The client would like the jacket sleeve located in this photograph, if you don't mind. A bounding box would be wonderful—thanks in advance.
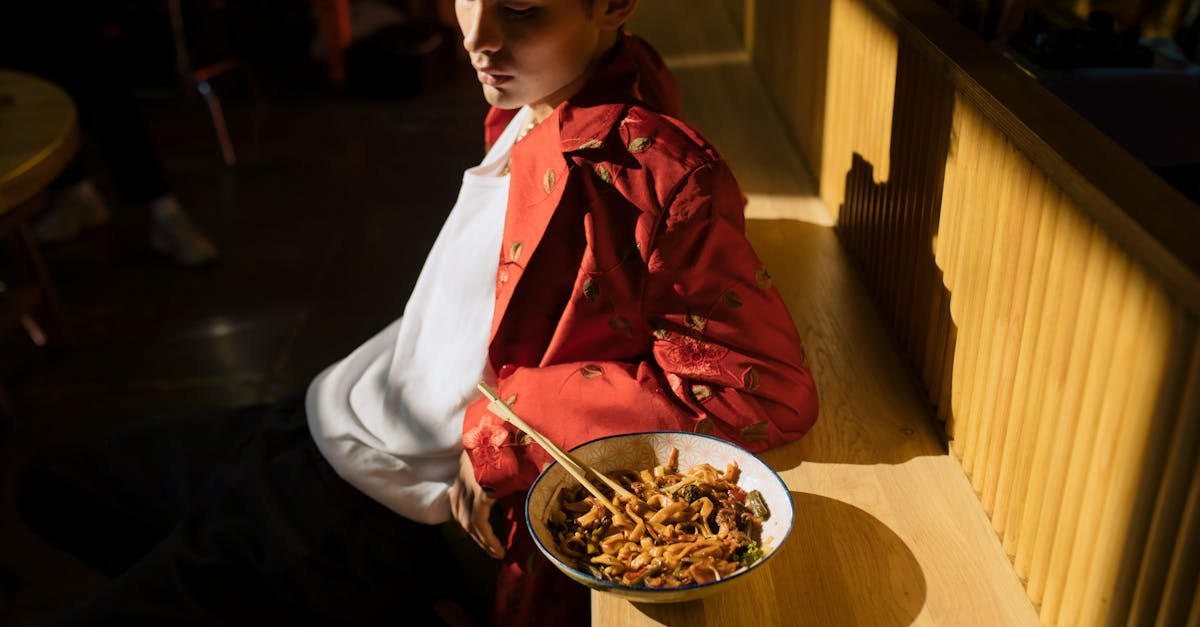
[463,160,818,499]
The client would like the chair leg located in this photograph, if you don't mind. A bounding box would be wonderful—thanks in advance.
[169,0,238,167]
[198,80,237,167]
[15,220,69,346]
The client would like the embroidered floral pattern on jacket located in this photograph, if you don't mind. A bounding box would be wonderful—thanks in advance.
[661,333,727,378]
[463,420,518,478]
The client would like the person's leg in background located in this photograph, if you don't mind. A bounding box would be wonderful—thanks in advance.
[0,1,219,267]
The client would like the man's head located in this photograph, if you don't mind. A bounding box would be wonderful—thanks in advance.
[456,0,638,113]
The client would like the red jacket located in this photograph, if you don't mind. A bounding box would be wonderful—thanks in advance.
[462,33,819,624]
[463,33,817,500]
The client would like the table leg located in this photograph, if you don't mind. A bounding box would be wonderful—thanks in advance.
[13,205,70,346]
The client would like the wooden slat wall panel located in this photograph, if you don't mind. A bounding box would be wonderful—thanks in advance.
[817,0,896,221]
[746,0,1199,624]
[748,0,831,177]
[834,35,955,412]
[931,97,1178,626]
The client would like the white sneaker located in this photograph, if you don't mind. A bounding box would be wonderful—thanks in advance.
[33,179,111,243]
[149,196,220,267]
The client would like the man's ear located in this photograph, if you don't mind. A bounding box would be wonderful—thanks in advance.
[595,0,638,30]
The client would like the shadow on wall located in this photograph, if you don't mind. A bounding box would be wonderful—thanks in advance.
[736,36,960,472]
[631,492,927,626]
[831,38,960,446]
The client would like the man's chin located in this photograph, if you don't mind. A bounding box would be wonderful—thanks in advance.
[481,86,525,110]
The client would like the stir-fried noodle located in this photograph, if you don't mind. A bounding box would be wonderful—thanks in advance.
[546,448,771,588]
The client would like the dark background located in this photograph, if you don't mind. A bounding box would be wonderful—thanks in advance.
[1,2,485,623]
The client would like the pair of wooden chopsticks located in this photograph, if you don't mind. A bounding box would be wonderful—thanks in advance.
[476,382,635,516]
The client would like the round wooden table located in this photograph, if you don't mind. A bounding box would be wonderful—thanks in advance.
[1,69,80,212]
[0,69,81,415]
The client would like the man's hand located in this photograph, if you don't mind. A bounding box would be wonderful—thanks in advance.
[449,450,505,559]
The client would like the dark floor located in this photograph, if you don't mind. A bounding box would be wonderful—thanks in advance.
[0,43,489,625]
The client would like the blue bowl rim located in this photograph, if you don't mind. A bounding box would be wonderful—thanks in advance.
[523,430,794,594]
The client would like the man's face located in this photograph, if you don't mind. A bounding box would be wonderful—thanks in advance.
[456,0,608,110]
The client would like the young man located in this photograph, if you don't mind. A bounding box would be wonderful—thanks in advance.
[17,0,817,624]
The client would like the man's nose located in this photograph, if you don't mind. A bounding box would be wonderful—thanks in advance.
[462,4,502,55]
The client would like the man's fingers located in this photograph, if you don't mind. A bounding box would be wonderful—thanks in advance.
[448,482,461,521]
[472,494,505,558]
[451,450,503,558]
[448,481,469,530]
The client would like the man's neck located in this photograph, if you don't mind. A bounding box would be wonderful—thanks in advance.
[528,30,621,125]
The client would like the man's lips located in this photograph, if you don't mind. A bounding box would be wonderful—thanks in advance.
[475,68,512,87]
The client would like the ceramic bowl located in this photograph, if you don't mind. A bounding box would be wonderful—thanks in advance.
[525,431,793,603]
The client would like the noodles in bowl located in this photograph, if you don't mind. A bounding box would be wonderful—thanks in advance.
[525,431,793,603]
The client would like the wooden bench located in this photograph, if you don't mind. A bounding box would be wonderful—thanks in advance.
[593,1,1200,626]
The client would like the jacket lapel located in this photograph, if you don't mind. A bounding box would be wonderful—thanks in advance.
[486,33,678,353]
[488,118,570,345]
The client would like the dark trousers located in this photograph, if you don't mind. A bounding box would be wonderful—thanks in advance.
[15,391,483,626]
[0,2,172,204]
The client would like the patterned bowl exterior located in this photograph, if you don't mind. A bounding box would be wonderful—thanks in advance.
[525,431,793,604]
